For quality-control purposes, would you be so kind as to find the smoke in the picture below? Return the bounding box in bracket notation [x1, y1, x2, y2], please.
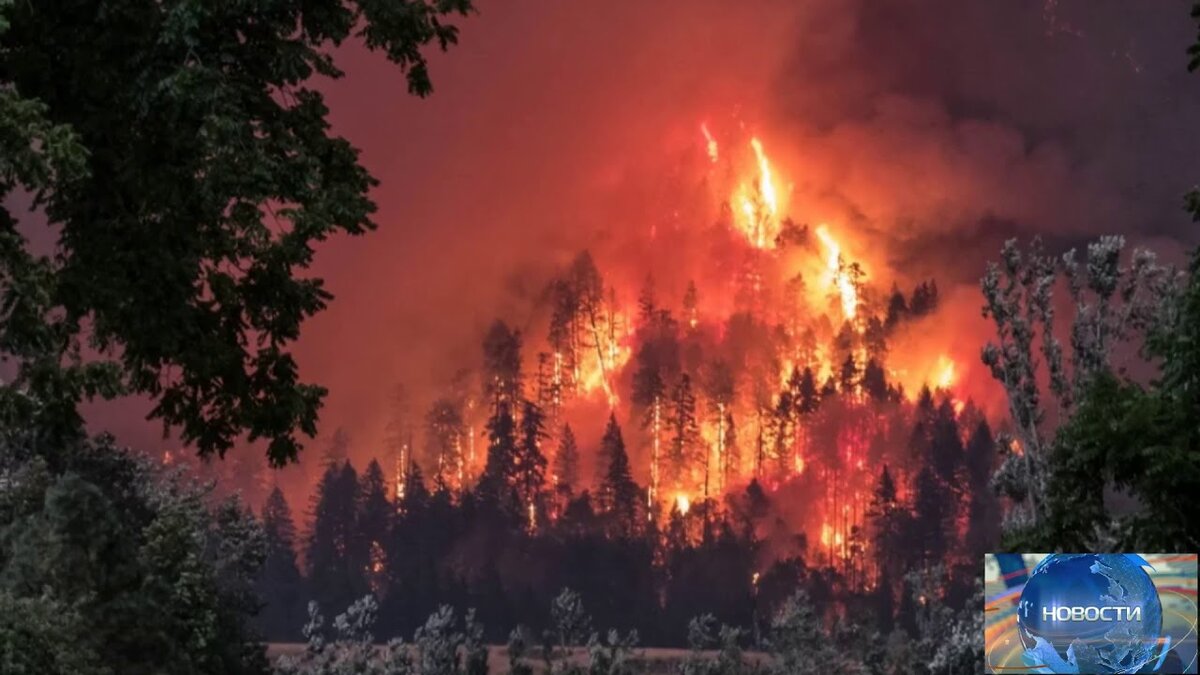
[82, 1, 1200, 476]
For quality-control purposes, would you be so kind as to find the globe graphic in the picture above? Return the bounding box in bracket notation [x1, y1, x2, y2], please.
[1017, 554, 1162, 674]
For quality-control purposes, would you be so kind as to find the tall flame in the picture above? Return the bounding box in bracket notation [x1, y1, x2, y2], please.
[750, 138, 777, 218]
[815, 224, 858, 320]
[733, 137, 781, 249]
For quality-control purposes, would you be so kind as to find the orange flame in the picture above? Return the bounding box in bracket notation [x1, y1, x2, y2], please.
[815, 224, 858, 320]
[934, 354, 956, 390]
[733, 137, 782, 249]
[675, 493, 691, 515]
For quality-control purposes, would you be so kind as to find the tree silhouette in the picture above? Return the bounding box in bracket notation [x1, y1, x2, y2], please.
[597, 415, 641, 536]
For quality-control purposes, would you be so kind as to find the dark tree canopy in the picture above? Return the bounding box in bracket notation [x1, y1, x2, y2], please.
[0, 0, 472, 465]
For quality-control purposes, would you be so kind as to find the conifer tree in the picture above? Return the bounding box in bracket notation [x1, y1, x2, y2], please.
[424, 397, 466, 489]
[306, 461, 364, 617]
[667, 374, 701, 490]
[597, 414, 641, 535]
[862, 359, 889, 403]
[553, 423, 581, 497]
[478, 399, 520, 515]
[515, 399, 549, 526]
[885, 282, 908, 331]
[638, 275, 658, 323]
[258, 487, 306, 641]
[482, 319, 523, 410]
[838, 354, 858, 395]
[796, 367, 820, 415]
[356, 460, 392, 593]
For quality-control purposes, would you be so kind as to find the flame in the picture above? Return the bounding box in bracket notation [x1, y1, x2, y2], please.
[576, 309, 633, 407]
[934, 354, 956, 390]
[815, 224, 858, 320]
[1009, 438, 1024, 457]
[732, 137, 782, 249]
[675, 493, 691, 515]
[750, 138, 777, 217]
[700, 123, 718, 163]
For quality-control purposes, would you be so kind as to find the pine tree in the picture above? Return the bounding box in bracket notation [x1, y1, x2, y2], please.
[638, 275, 658, 323]
[515, 399, 549, 527]
[909, 280, 939, 317]
[702, 360, 736, 496]
[867, 465, 910, 586]
[356, 460, 392, 594]
[549, 277, 580, 395]
[306, 461, 364, 617]
[258, 487, 305, 641]
[796, 367, 820, 414]
[771, 389, 795, 480]
[424, 397, 466, 489]
[838, 354, 858, 395]
[478, 399, 520, 515]
[554, 423, 581, 497]
[929, 398, 964, 486]
[911, 464, 951, 565]
[885, 282, 908, 331]
[864, 316, 888, 361]
[597, 415, 640, 536]
[666, 374, 701, 490]
[483, 319, 523, 409]
[862, 359, 889, 403]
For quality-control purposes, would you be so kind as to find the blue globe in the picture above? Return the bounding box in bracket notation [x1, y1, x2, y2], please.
[1016, 554, 1162, 674]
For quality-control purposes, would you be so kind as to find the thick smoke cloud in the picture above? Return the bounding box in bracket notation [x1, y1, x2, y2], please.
[90, 1, 1200, 470]
[768, 0, 1200, 284]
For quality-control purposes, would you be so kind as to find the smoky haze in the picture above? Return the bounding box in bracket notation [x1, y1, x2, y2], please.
[90, 0, 1200, 473]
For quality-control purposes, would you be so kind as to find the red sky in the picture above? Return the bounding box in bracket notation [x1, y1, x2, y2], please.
[89, 0, 1200, 467]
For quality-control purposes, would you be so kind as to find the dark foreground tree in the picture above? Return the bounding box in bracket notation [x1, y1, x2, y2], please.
[257, 487, 307, 642]
[0, 0, 473, 464]
[0, 3, 473, 671]
[0, 435, 269, 674]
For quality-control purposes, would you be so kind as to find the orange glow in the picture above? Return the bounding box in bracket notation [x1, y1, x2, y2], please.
[700, 123, 718, 163]
[815, 224, 858, 320]
[750, 138, 778, 217]
[733, 137, 782, 249]
[1009, 438, 1024, 456]
[935, 354, 956, 390]
[675, 493, 691, 515]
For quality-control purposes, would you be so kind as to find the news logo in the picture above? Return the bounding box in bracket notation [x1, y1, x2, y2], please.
[985, 554, 1198, 674]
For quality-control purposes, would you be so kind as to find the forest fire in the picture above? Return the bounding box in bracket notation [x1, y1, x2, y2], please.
[378, 119, 985, 588]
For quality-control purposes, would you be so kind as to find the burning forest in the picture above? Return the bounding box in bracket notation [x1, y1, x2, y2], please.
[385, 124, 985, 559]
[5, 1, 1200, 673]
[214, 122, 1006, 645]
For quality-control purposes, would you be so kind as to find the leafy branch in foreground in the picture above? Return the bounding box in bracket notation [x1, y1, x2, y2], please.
[0, 0, 472, 464]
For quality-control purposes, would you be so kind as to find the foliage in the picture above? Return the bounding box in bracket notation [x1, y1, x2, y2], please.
[0, 0, 473, 464]
[258, 487, 307, 641]
[0, 591, 105, 675]
[279, 596, 489, 675]
[980, 235, 1178, 535]
[1031, 245, 1200, 551]
[596, 414, 641, 536]
[0, 436, 269, 674]
[677, 614, 753, 675]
